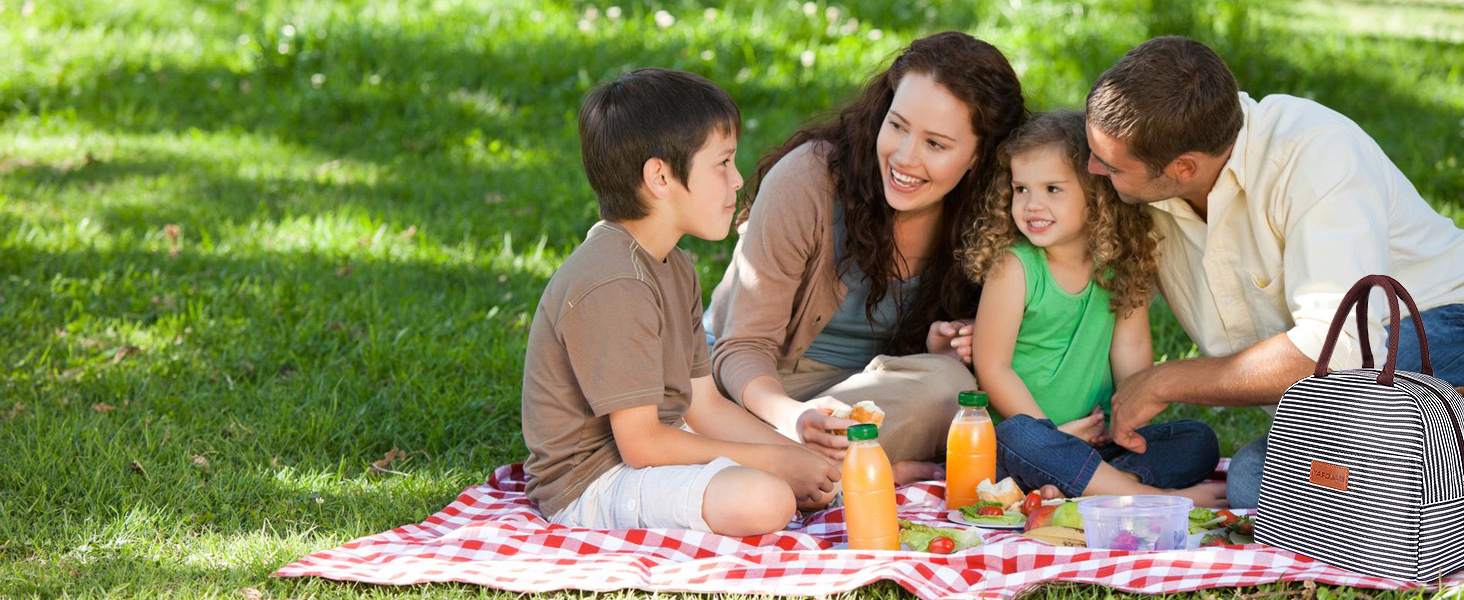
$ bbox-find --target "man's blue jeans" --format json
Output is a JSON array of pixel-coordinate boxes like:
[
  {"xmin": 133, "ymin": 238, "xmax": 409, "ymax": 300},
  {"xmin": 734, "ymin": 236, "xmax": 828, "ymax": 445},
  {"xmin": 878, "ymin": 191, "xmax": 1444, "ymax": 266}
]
[
  {"xmin": 994, "ymin": 414, "xmax": 1221, "ymax": 498},
  {"xmin": 1227, "ymin": 303, "xmax": 1464, "ymax": 508}
]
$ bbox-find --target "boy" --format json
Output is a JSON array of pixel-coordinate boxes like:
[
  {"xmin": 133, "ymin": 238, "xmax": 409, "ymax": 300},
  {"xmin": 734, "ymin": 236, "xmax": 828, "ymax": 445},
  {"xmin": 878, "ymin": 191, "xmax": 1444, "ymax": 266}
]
[{"xmin": 521, "ymin": 69, "xmax": 840, "ymax": 535}]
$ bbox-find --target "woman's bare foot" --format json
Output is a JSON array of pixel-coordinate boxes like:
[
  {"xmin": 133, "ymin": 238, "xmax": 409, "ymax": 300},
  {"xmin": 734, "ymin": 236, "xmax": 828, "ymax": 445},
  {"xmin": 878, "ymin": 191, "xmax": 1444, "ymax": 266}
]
[
  {"xmin": 893, "ymin": 460, "xmax": 943, "ymax": 485},
  {"xmin": 1170, "ymin": 482, "xmax": 1229, "ymax": 508}
]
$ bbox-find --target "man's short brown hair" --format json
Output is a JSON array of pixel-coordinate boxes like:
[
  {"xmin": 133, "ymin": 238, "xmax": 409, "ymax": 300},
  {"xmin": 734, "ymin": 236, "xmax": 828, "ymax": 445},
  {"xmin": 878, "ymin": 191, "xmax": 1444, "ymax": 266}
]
[
  {"xmin": 1086, "ymin": 36, "xmax": 1243, "ymax": 176},
  {"xmin": 578, "ymin": 68, "xmax": 740, "ymax": 222}
]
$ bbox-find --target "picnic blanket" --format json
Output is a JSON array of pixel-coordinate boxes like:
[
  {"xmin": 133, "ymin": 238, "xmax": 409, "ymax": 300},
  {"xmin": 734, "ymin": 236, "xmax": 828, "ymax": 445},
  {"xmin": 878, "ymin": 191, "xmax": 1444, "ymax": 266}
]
[{"xmin": 273, "ymin": 460, "xmax": 1464, "ymax": 598}]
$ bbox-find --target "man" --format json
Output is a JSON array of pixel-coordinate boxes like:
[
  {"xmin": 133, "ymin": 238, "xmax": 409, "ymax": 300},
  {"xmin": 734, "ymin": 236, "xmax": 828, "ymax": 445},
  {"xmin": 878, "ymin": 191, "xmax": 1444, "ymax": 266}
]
[{"xmin": 1084, "ymin": 36, "xmax": 1464, "ymax": 508}]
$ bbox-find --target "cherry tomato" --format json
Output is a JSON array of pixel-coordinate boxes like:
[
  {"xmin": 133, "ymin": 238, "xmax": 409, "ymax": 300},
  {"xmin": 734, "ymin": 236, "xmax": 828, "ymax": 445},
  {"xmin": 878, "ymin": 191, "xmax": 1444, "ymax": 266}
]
[
  {"xmin": 1231, "ymin": 516, "xmax": 1255, "ymax": 535},
  {"xmin": 1021, "ymin": 491, "xmax": 1043, "ymax": 516},
  {"xmin": 1216, "ymin": 509, "xmax": 1240, "ymax": 527},
  {"xmin": 1199, "ymin": 534, "xmax": 1228, "ymax": 548},
  {"xmin": 928, "ymin": 536, "xmax": 956, "ymax": 555},
  {"xmin": 976, "ymin": 506, "xmax": 1004, "ymax": 516}
]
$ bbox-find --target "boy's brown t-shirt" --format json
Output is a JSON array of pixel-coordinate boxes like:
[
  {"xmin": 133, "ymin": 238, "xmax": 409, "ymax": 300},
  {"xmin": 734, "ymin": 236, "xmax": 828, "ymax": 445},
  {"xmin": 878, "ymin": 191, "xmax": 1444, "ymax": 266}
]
[{"xmin": 521, "ymin": 221, "xmax": 711, "ymax": 517}]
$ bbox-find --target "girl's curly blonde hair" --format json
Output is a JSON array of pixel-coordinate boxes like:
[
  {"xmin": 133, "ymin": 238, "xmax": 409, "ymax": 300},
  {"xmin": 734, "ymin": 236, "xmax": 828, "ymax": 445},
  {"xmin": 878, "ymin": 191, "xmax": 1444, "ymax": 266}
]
[{"xmin": 959, "ymin": 110, "xmax": 1160, "ymax": 318}]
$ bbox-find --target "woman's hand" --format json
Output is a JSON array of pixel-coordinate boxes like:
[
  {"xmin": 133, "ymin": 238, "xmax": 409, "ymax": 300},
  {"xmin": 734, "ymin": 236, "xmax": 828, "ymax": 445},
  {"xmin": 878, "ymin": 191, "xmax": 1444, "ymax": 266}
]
[
  {"xmin": 926, "ymin": 319, "xmax": 974, "ymax": 364},
  {"xmin": 793, "ymin": 396, "xmax": 858, "ymax": 460},
  {"xmin": 1057, "ymin": 406, "xmax": 1111, "ymax": 446}
]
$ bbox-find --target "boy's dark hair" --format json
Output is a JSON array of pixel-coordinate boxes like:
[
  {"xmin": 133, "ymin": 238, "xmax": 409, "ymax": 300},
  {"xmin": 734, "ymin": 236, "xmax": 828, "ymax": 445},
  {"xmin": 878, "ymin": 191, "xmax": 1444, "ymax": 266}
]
[
  {"xmin": 1086, "ymin": 36, "xmax": 1243, "ymax": 176},
  {"xmin": 578, "ymin": 68, "xmax": 741, "ymax": 222}
]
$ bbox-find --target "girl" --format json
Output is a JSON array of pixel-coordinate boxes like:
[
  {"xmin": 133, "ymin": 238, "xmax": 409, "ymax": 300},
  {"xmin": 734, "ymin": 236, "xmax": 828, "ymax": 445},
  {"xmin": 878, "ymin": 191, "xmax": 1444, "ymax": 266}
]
[
  {"xmin": 961, "ymin": 110, "xmax": 1226, "ymax": 507},
  {"xmin": 704, "ymin": 32, "xmax": 1026, "ymax": 487}
]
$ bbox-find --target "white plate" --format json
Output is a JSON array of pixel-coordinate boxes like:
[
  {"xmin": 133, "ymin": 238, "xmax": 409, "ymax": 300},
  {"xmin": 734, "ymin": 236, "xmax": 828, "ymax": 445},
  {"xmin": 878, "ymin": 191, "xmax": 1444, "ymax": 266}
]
[{"xmin": 947, "ymin": 509, "xmax": 1025, "ymax": 530}]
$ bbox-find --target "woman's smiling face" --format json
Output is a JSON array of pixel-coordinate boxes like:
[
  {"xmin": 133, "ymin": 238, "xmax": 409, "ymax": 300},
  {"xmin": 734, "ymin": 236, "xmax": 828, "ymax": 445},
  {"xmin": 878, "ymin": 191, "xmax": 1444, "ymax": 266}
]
[{"xmin": 875, "ymin": 71, "xmax": 980, "ymax": 219}]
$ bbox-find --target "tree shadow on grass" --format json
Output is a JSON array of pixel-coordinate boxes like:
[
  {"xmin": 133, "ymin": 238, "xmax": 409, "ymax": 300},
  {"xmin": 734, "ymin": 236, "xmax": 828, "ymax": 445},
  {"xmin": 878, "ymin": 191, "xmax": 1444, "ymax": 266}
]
[
  {"xmin": 5, "ymin": 18, "xmax": 886, "ymax": 252},
  {"xmin": 0, "ymin": 140, "xmax": 578, "ymax": 245},
  {"xmin": 0, "ymin": 241, "xmax": 539, "ymax": 461}
]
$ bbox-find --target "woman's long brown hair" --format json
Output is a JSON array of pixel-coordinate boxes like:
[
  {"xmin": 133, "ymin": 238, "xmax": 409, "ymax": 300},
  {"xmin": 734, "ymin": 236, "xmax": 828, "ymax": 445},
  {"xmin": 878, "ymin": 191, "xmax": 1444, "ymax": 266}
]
[{"xmin": 740, "ymin": 31, "xmax": 1027, "ymax": 355}]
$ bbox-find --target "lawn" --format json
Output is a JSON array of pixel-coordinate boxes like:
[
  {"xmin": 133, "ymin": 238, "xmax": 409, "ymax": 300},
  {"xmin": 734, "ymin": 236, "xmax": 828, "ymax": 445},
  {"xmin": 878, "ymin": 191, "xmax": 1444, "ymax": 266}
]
[{"xmin": 1, "ymin": 0, "xmax": 1462, "ymax": 598}]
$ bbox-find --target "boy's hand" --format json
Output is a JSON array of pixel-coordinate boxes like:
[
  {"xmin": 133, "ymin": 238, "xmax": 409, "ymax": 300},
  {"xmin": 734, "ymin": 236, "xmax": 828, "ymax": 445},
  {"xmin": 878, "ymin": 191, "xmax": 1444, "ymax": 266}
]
[
  {"xmin": 1057, "ymin": 407, "xmax": 1109, "ymax": 446},
  {"xmin": 771, "ymin": 445, "xmax": 840, "ymax": 509},
  {"xmin": 926, "ymin": 319, "xmax": 974, "ymax": 364},
  {"xmin": 795, "ymin": 397, "xmax": 857, "ymax": 460}
]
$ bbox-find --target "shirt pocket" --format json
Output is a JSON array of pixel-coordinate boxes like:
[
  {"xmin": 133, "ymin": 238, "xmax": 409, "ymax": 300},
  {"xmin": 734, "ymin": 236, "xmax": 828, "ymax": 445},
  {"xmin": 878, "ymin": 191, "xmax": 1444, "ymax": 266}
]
[{"xmin": 1245, "ymin": 271, "xmax": 1290, "ymax": 334}]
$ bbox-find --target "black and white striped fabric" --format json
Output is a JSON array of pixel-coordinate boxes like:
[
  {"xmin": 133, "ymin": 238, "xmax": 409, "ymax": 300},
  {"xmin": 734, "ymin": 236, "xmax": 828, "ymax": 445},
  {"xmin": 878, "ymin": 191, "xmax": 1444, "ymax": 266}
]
[{"xmin": 1257, "ymin": 275, "xmax": 1464, "ymax": 582}]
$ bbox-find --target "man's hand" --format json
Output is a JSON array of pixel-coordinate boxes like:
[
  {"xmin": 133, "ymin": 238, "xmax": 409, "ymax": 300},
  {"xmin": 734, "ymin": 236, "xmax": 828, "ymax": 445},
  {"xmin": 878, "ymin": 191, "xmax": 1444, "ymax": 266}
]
[
  {"xmin": 926, "ymin": 319, "xmax": 974, "ymax": 364},
  {"xmin": 1057, "ymin": 406, "xmax": 1110, "ymax": 446},
  {"xmin": 1108, "ymin": 364, "xmax": 1175, "ymax": 454},
  {"xmin": 793, "ymin": 396, "xmax": 858, "ymax": 460},
  {"xmin": 769, "ymin": 445, "xmax": 841, "ymax": 510}
]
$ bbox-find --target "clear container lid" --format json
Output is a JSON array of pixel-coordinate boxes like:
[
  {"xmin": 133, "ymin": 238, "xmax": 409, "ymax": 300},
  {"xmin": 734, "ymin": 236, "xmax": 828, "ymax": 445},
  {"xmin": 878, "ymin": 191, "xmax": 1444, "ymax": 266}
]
[{"xmin": 1076, "ymin": 495, "xmax": 1194, "ymax": 519}]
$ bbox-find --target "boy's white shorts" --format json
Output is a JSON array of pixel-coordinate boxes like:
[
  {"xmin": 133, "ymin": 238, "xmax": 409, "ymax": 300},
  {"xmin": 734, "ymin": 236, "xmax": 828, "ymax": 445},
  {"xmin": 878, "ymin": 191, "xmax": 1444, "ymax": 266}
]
[{"xmin": 549, "ymin": 457, "xmax": 739, "ymax": 532}]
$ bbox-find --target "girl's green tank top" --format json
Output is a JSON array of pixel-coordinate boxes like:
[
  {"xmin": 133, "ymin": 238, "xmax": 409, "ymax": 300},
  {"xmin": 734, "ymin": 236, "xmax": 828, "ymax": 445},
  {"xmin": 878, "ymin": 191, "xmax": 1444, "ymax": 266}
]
[{"xmin": 1003, "ymin": 240, "xmax": 1115, "ymax": 425}]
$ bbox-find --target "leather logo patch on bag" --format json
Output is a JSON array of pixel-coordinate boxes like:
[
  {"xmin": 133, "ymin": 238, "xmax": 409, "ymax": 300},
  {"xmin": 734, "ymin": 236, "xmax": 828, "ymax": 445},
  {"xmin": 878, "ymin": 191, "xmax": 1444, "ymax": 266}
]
[{"xmin": 1309, "ymin": 460, "xmax": 1349, "ymax": 492}]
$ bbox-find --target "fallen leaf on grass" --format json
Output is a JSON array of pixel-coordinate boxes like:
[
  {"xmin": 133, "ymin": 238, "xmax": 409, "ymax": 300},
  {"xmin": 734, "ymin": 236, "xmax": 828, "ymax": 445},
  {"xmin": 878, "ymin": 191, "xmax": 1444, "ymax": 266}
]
[
  {"xmin": 129, "ymin": 461, "xmax": 145, "ymax": 475},
  {"xmin": 92, "ymin": 403, "xmax": 115, "ymax": 413},
  {"xmin": 191, "ymin": 455, "xmax": 211, "ymax": 470},
  {"xmin": 109, "ymin": 345, "xmax": 142, "ymax": 365},
  {"xmin": 239, "ymin": 586, "xmax": 263, "ymax": 600},
  {"xmin": 370, "ymin": 447, "xmax": 407, "ymax": 475},
  {"xmin": 336, "ymin": 264, "xmax": 353, "ymax": 278},
  {"xmin": 399, "ymin": 225, "xmax": 417, "ymax": 240},
  {"xmin": 4, "ymin": 403, "xmax": 23, "ymax": 419},
  {"xmin": 164, "ymin": 224, "xmax": 183, "ymax": 257}
]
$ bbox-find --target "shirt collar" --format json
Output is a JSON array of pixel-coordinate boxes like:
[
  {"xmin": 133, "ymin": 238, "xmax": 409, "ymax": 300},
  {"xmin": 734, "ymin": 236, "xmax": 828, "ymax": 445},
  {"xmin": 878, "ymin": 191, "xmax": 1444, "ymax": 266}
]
[{"xmin": 1215, "ymin": 92, "xmax": 1255, "ymax": 194}]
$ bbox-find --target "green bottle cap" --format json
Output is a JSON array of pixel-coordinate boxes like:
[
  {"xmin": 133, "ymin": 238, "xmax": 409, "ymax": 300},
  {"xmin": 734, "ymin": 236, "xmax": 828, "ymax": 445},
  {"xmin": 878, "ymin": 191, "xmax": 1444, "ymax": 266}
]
[
  {"xmin": 846, "ymin": 423, "xmax": 879, "ymax": 441},
  {"xmin": 958, "ymin": 390, "xmax": 989, "ymax": 407}
]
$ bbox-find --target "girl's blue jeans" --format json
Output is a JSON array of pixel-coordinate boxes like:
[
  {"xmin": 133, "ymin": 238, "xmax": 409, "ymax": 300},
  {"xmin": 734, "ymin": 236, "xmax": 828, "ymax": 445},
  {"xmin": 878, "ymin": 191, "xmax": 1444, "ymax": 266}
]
[{"xmin": 994, "ymin": 414, "xmax": 1221, "ymax": 498}]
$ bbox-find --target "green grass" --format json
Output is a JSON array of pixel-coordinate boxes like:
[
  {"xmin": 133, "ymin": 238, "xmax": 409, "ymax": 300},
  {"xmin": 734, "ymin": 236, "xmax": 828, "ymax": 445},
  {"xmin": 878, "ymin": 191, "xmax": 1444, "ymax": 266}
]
[{"xmin": 2, "ymin": 0, "xmax": 1462, "ymax": 598}]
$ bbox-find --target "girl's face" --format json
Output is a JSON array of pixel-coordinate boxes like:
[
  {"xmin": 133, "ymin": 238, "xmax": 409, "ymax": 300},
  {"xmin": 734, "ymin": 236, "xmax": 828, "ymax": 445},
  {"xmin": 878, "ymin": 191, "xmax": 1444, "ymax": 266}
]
[
  {"xmin": 1009, "ymin": 145, "xmax": 1089, "ymax": 251},
  {"xmin": 875, "ymin": 72, "xmax": 979, "ymax": 219}
]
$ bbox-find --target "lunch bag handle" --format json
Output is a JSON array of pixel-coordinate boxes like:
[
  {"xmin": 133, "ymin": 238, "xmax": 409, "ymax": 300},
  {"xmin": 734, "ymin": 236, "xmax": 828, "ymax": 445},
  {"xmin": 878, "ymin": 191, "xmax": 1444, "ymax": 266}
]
[{"xmin": 1314, "ymin": 274, "xmax": 1433, "ymax": 386}]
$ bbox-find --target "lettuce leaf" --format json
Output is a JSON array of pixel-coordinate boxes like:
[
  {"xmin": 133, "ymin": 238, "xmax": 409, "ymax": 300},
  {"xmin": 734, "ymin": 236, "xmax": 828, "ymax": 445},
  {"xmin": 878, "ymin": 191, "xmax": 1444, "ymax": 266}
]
[
  {"xmin": 897, "ymin": 520, "xmax": 982, "ymax": 552},
  {"xmin": 1188, "ymin": 508, "xmax": 1225, "ymax": 534}
]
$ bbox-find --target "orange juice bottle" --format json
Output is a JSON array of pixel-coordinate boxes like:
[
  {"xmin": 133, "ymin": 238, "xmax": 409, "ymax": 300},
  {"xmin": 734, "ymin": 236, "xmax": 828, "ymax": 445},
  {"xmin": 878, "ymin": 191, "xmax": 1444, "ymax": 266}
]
[
  {"xmin": 842, "ymin": 423, "xmax": 900, "ymax": 551},
  {"xmin": 945, "ymin": 390, "xmax": 997, "ymax": 510}
]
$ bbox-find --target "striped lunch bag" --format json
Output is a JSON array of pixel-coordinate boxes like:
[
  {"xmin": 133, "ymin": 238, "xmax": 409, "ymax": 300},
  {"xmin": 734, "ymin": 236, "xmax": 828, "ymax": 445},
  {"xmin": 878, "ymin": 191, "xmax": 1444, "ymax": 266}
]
[{"xmin": 1257, "ymin": 275, "xmax": 1464, "ymax": 582}]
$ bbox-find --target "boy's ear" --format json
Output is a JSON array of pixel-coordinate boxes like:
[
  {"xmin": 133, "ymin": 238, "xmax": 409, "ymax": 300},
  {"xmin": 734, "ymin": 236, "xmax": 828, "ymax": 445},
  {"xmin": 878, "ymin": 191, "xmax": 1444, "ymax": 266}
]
[{"xmin": 641, "ymin": 157, "xmax": 673, "ymax": 201}]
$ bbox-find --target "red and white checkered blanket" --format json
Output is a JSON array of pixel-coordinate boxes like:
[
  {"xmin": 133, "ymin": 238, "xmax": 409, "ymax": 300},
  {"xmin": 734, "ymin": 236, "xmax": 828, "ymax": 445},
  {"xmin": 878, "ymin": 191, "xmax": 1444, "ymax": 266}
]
[{"xmin": 274, "ymin": 462, "xmax": 1462, "ymax": 598}]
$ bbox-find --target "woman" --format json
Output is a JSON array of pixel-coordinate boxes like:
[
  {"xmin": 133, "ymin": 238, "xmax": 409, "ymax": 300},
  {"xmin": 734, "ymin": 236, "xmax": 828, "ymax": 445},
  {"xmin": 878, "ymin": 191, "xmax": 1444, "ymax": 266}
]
[{"xmin": 705, "ymin": 31, "xmax": 1027, "ymax": 484}]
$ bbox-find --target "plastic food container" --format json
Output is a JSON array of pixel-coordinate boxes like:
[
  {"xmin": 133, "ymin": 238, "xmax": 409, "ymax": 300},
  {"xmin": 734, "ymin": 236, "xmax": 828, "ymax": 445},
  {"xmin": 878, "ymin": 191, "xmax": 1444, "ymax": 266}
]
[{"xmin": 1077, "ymin": 495, "xmax": 1193, "ymax": 551}]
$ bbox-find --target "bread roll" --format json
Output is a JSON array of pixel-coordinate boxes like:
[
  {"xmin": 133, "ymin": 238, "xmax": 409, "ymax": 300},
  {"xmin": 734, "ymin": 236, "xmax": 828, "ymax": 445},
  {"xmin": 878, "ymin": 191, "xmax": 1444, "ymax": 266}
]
[
  {"xmin": 977, "ymin": 477, "xmax": 1023, "ymax": 510},
  {"xmin": 829, "ymin": 401, "xmax": 884, "ymax": 435}
]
